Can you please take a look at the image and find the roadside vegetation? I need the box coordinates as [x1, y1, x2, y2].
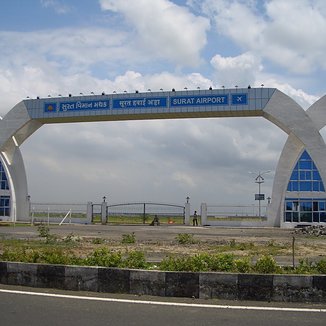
[0, 227, 325, 274]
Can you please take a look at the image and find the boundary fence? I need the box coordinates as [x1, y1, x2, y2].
[200, 203, 269, 227]
[30, 203, 88, 224]
[29, 202, 186, 225]
[205, 204, 268, 220]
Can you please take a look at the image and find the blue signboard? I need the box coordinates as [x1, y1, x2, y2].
[58, 100, 110, 112]
[113, 97, 167, 109]
[231, 93, 247, 105]
[170, 95, 228, 107]
[42, 93, 248, 114]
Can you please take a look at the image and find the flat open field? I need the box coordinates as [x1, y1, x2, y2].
[0, 223, 325, 266]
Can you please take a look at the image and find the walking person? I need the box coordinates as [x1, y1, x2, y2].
[193, 210, 198, 226]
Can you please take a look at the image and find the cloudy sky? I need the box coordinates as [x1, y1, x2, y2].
[1, 0, 325, 211]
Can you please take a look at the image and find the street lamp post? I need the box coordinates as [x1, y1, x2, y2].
[250, 171, 271, 218]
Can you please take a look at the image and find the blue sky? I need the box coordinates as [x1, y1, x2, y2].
[1, 0, 326, 211]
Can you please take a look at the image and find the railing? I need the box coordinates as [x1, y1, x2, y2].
[205, 204, 268, 220]
[200, 203, 269, 227]
[106, 202, 185, 224]
[30, 203, 88, 224]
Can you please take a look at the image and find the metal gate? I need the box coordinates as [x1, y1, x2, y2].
[106, 202, 185, 224]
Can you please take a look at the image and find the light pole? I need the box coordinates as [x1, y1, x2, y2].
[250, 171, 271, 218]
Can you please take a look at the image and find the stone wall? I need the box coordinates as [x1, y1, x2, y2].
[1, 261, 326, 302]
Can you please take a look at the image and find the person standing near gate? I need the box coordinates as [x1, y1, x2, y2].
[193, 211, 198, 226]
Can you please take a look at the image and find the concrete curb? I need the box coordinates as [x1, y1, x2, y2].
[1, 261, 326, 302]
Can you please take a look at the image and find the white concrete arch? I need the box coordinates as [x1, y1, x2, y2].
[0, 88, 325, 226]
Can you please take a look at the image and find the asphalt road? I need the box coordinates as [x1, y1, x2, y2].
[0, 286, 326, 326]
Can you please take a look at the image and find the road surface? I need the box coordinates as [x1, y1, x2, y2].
[0, 285, 325, 326]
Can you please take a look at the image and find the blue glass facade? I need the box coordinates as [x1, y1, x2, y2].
[287, 150, 325, 192]
[0, 160, 9, 190]
[0, 160, 10, 217]
[284, 198, 326, 223]
[0, 196, 10, 217]
[285, 150, 326, 223]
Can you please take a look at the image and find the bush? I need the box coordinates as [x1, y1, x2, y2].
[208, 253, 235, 272]
[159, 253, 235, 272]
[92, 237, 105, 244]
[159, 255, 198, 271]
[254, 255, 280, 274]
[1, 247, 31, 263]
[123, 251, 148, 269]
[85, 248, 122, 267]
[0, 247, 79, 265]
[38, 248, 73, 265]
[294, 259, 316, 274]
[121, 232, 136, 244]
[190, 253, 210, 272]
[316, 259, 326, 274]
[234, 257, 252, 273]
[37, 224, 57, 244]
[37, 224, 50, 238]
[175, 233, 197, 245]
[63, 233, 80, 244]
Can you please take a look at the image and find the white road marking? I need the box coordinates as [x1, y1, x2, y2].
[0, 288, 325, 313]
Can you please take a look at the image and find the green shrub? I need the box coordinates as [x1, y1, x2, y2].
[121, 232, 136, 244]
[159, 256, 179, 271]
[294, 259, 316, 274]
[123, 251, 148, 269]
[159, 255, 194, 271]
[161, 253, 211, 272]
[254, 255, 280, 274]
[208, 253, 235, 272]
[0, 247, 30, 263]
[316, 259, 326, 274]
[159, 253, 235, 272]
[37, 224, 57, 244]
[38, 248, 72, 265]
[234, 257, 252, 273]
[37, 224, 50, 238]
[228, 240, 255, 251]
[175, 233, 197, 245]
[92, 237, 105, 244]
[85, 248, 122, 267]
[189, 253, 210, 272]
[0, 247, 79, 265]
[63, 233, 80, 244]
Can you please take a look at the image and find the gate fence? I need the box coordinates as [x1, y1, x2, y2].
[30, 203, 87, 224]
[105, 202, 185, 224]
[29, 202, 266, 226]
[205, 204, 268, 221]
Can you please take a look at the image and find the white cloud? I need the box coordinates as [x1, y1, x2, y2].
[99, 0, 210, 66]
[40, 0, 71, 14]
[199, 0, 326, 74]
[172, 172, 196, 188]
[210, 52, 262, 87]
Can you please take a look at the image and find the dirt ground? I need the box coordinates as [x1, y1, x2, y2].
[0, 224, 325, 265]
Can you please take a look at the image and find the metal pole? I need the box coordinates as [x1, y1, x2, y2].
[258, 178, 261, 219]
[292, 236, 295, 269]
[143, 203, 146, 224]
[252, 170, 270, 219]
